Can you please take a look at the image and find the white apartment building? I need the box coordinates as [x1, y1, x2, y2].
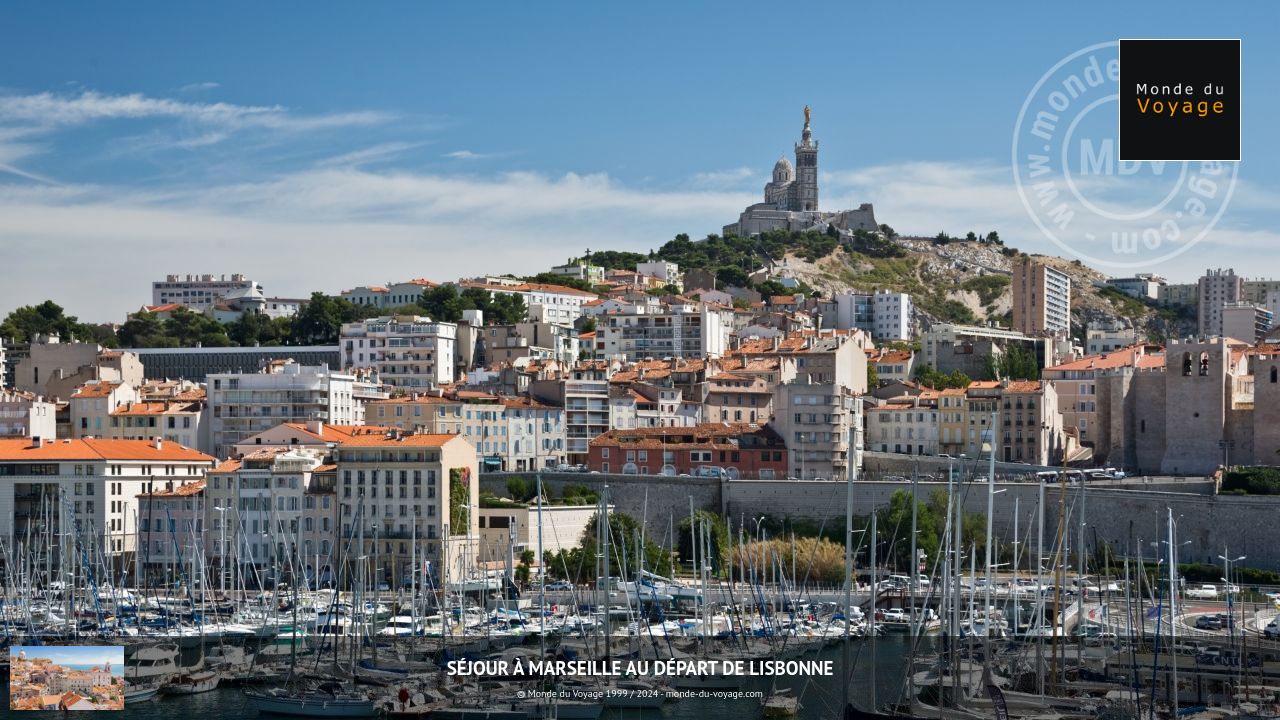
[871, 290, 913, 341]
[867, 397, 940, 456]
[152, 274, 259, 311]
[204, 448, 327, 585]
[595, 303, 730, 361]
[0, 437, 215, 567]
[208, 362, 362, 458]
[635, 260, 681, 287]
[366, 393, 567, 472]
[1085, 322, 1138, 355]
[0, 389, 56, 439]
[340, 316, 457, 389]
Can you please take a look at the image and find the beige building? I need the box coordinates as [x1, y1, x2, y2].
[769, 379, 862, 480]
[1012, 257, 1071, 336]
[1198, 268, 1244, 337]
[1042, 344, 1164, 457]
[334, 431, 478, 589]
[997, 380, 1064, 465]
[16, 341, 143, 401]
[703, 372, 773, 424]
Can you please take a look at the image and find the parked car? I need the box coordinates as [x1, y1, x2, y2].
[544, 580, 573, 591]
[881, 608, 907, 622]
[1195, 615, 1223, 630]
[1264, 618, 1279, 639]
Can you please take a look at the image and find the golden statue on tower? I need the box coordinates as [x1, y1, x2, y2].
[804, 105, 811, 125]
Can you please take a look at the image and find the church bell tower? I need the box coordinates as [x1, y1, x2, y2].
[793, 105, 818, 212]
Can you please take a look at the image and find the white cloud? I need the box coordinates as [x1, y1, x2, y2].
[180, 81, 221, 92]
[444, 149, 512, 160]
[319, 142, 424, 168]
[0, 90, 393, 133]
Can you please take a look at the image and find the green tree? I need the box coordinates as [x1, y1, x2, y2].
[117, 312, 166, 347]
[505, 476, 536, 502]
[0, 300, 97, 343]
[980, 344, 1040, 381]
[419, 285, 465, 323]
[525, 273, 594, 293]
[677, 511, 730, 576]
[875, 490, 941, 572]
[163, 308, 229, 346]
[867, 363, 880, 389]
[291, 292, 350, 344]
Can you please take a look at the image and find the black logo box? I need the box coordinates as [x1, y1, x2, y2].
[1119, 39, 1240, 162]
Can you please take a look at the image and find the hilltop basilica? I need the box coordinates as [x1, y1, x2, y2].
[723, 106, 880, 238]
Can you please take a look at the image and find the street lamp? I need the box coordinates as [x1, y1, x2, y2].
[1217, 552, 1246, 647]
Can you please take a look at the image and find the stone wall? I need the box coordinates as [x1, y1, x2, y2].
[481, 472, 1276, 569]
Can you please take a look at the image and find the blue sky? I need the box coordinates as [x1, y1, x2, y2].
[0, 2, 1276, 321]
[11, 645, 124, 667]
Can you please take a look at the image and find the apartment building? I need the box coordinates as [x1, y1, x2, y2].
[0, 437, 215, 570]
[135, 479, 206, 583]
[366, 392, 567, 471]
[208, 362, 364, 458]
[1198, 268, 1244, 337]
[1221, 302, 1273, 343]
[733, 331, 870, 394]
[204, 448, 328, 587]
[334, 431, 478, 589]
[1104, 274, 1165, 300]
[1012, 257, 1071, 336]
[703, 372, 773, 424]
[770, 380, 862, 481]
[458, 321, 579, 370]
[0, 389, 56, 438]
[997, 380, 1064, 465]
[867, 393, 939, 456]
[340, 315, 457, 389]
[594, 300, 733, 362]
[530, 364, 611, 465]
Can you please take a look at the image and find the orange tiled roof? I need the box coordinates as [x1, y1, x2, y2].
[280, 423, 396, 442]
[875, 350, 913, 364]
[1004, 380, 1043, 393]
[110, 401, 200, 416]
[143, 303, 183, 313]
[337, 432, 457, 448]
[72, 382, 121, 399]
[209, 458, 243, 473]
[139, 479, 206, 498]
[1045, 344, 1165, 373]
[0, 438, 213, 462]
